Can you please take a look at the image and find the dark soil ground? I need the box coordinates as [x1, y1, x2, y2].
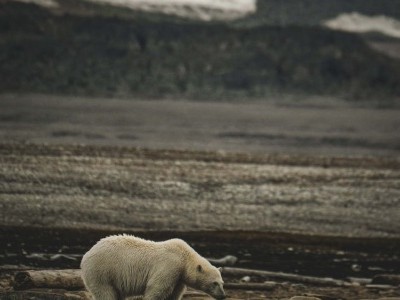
[0, 143, 399, 299]
[1, 226, 400, 299]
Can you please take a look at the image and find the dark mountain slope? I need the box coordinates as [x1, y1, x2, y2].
[238, 0, 400, 27]
[1, 3, 399, 101]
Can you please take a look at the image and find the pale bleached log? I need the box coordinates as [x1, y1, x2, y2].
[13, 267, 350, 294]
[0, 290, 91, 300]
[13, 269, 83, 290]
[224, 282, 278, 290]
[221, 267, 348, 287]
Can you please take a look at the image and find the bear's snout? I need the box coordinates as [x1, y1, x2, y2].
[211, 285, 226, 300]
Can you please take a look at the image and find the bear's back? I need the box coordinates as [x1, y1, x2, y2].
[81, 235, 166, 296]
[99, 234, 157, 250]
[82, 235, 160, 267]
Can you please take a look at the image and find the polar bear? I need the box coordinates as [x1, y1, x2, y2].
[80, 235, 226, 300]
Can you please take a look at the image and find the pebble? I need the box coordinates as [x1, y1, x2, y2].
[351, 263, 362, 272]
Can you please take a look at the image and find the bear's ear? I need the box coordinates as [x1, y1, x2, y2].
[218, 267, 222, 272]
[197, 265, 203, 272]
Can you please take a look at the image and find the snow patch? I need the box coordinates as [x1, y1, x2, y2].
[14, 0, 58, 8]
[83, 0, 256, 21]
[324, 12, 400, 39]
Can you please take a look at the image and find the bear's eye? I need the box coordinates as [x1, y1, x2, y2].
[213, 282, 218, 286]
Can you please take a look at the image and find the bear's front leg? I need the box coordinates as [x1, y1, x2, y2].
[89, 284, 121, 300]
[142, 273, 180, 300]
[167, 283, 186, 300]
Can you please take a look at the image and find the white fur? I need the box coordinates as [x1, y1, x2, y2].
[80, 235, 225, 300]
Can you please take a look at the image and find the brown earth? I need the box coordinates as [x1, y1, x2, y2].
[1, 225, 400, 299]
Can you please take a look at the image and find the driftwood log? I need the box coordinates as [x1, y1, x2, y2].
[12, 267, 351, 293]
[0, 291, 223, 300]
[14, 269, 84, 290]
[221, 267, 348, 287]
[224, 282, 278, 290]
[0, 290, 91, 300]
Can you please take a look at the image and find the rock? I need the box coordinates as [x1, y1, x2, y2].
[207, 255, 238, 266]
[240, 276, 251, 283]
[351, 264, 362, 272]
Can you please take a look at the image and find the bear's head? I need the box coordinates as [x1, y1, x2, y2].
[186, 257, 226, 299]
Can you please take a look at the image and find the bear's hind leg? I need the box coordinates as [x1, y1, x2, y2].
[89, 284, 120, 300]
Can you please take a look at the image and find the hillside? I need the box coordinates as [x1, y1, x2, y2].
[238, 0, 400, 27]
[1, 2, 400, 101]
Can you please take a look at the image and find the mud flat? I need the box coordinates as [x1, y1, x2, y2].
[1, 94, 400, 157]
[0, 142, 399, 237]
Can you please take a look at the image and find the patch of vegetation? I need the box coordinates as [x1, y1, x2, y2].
[1, 2, 400, 101]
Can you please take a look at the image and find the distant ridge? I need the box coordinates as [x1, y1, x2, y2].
[1, 1, 400, 102]
[83, 0, 256, 21]
[237, 0, 400, 27]
[12, 0, 256, 20]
